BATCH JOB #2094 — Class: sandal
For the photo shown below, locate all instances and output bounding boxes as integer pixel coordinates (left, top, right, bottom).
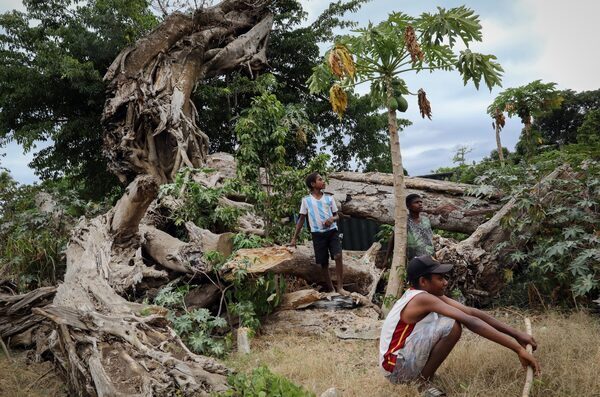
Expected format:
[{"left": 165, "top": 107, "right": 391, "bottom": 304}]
[{"left": 422, "top": 386, "right": 447, "bottom": 397}]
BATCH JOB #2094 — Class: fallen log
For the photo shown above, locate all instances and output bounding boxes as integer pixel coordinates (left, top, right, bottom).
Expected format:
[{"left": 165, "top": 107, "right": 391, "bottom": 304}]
[
  {"left": 222, "top": 243, "right": 383, "bottom": 296},
  {"left": 326, "top": 176, "right": 501, "bottom": 235},
  {"left": 203, "top": 153, "right": 503, "bottom": 235},
  {"left": 330, "top": 171, "right": 503, "bottom": 199}
]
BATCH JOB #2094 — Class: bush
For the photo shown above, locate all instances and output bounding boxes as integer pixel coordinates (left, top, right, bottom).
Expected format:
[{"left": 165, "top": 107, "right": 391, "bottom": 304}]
[
  {"left": 159, "top": 169, "right": 244, "bottom": 235},
  {"left": 154, "top": 284, "right": 229, "bottom": 357},
  {"left": 220, "top": 366, "right": 315, "bottom": 397},
  {"left": 472, "top": 153, "right": 599, "bottom": 306},
  {"left": 0, "top": 172, "right": 109, "bottom": 290}
]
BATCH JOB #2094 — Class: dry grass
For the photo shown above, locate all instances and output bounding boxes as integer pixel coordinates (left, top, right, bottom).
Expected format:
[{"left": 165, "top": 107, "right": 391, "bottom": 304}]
[
  {"left": 227, "top": 311, "right": 600, "bottom": 397},
  {"left": 0, "top": 311, "right": 598, "bottom": 397},
  {"left": 0, "top": 350, "right": 67, "bottom": 397}
]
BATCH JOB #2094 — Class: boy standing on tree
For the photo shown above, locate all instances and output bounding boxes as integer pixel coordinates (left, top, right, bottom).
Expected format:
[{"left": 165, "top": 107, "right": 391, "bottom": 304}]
[
  {"left": 379, "top": 255, "right": 540, "bottom": 396},
  {"left": 290, "top": 172, "right": 348, "bottom": 295}
]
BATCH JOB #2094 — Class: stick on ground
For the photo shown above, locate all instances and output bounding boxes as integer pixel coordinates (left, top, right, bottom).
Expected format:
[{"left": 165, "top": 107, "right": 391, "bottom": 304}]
[
  {"left": 521, "top": 317, "right": 534, "bottom": 397},
  {"left": 0, "top": 338, "right": 11, "bottom": 362}
]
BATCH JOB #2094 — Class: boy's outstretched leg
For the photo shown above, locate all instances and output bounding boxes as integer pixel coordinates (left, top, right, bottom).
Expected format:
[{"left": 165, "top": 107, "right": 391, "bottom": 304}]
[
  {"left": 333, "top": 253, "right": 349, "bottom": 295},
  {"left": 420, "top": 320, "right": 462, "bottom": 382}
]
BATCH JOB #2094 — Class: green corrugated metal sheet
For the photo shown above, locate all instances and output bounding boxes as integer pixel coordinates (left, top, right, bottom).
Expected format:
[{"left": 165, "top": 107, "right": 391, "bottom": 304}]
[{"left": 338, "top": 217, "right": 381, "bottom": 250}]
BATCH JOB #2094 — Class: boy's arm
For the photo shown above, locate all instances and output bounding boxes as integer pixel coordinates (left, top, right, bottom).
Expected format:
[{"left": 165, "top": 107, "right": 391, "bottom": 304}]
[
  {"left": 324, "top": 196, "right": 339, "bottom": 227},
  {"left": 440, "top": 296, "right": 537, "bottom": 350},
  {"left": 290, "top": 214, "right": 306, "bottom": 247},
  {"left": 323, "top": 212, "right": 339, "bottom": 227},
  {"left": 407, "top": 294, "right": 541, "bottom": 375}
]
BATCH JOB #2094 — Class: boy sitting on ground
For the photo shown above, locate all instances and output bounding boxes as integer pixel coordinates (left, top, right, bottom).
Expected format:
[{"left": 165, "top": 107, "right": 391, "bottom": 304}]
[
  {"left": 290, "top": 172, "right": 348, "bottom": 295},
  {"left": 379, "top": 255, "right": 540, "bottom": 396}
]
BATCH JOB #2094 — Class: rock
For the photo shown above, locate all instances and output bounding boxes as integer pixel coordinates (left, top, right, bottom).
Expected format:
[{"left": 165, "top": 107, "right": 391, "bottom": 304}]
[
  {"left": 321, "top": 387, "right": 342, "bottom": 397},
  {"left": 262, "top": 308, "right": 381, "bottom": 339},
  {"left": 237, "top": 327, "right": 251, "bottom": 354}
]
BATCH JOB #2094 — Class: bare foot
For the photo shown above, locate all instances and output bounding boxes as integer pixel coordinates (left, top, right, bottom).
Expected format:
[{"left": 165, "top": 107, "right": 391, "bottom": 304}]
[{"left": 336, "top": 287, "right": 350, "bottom": 296}]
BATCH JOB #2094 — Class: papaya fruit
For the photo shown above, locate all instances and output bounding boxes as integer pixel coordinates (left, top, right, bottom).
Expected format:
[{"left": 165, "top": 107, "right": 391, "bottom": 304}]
[{"left": 397, "top": 95, "right": 408, "bottom": 112}]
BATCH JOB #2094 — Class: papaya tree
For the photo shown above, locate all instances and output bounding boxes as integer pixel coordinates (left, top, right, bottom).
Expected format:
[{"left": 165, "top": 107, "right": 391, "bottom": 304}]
[
  {"left": 488, "top": 80, "right": 563, "bottom": 159},
  {"left": 308, "top": 6, "right": 504, "bottom": 312},
  {"left": 489, "top": 107, "right": 507, "bottom": 167}
]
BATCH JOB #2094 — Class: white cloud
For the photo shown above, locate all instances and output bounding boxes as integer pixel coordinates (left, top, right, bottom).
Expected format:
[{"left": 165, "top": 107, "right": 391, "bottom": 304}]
[
  {"left": 523, "top": 0, "right": 600, "bottom": 91},
  {"left": 0, "top": 0, "right": 24, "bottom": 13}
]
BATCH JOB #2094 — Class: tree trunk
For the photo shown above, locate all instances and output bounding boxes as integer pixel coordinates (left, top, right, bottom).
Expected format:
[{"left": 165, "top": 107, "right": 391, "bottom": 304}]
[
  {"left": 102, "top": 1, "right": 273, "bottom": 185},
  {"left": 327, "top": 172, "right": 502, "bottom": 234},
  {"left": 222, "top": 244, "right": 380, "bottom": 295},
  {"left": 523, "top": 116, "right": 533, "bottom": 159},
  {"left": 1, "top": 2, "right": 275, "bottom": 396},
  {"left": 382, "top": 77, "right": 408, "bottom": 314},
  {"left": 494, "top": 111, "right": 505, "bottom": 167}
]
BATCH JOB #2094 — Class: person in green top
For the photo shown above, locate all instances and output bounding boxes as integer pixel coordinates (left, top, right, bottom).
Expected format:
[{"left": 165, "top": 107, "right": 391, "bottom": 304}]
[{"left": 406, "top": 194, "right": 434, "bottom": 260}]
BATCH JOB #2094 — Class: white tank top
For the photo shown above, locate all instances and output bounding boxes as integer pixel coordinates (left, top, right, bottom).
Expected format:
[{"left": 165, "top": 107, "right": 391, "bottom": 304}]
[{"left": 378, "top": 288, "right": 440, "bottom": 372}]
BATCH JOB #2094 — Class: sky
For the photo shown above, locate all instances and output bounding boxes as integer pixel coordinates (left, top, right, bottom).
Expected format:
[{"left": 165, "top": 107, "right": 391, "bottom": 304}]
[{"left": 1, "top": 0, "right": 599, "bottom": 183}]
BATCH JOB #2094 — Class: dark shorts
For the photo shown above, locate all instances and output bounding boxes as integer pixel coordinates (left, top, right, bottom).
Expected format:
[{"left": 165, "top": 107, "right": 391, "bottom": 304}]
[{"left": 312, "top": 229, "right": 342, "bottom": 266}]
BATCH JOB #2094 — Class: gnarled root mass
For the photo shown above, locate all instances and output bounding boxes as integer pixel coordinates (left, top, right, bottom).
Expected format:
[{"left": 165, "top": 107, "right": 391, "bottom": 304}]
[
  {"left": 102, "top": 0, "right": 273, "bottom": 185},
  {"left": 6, "top": 175, "right": 230, "bottom": 396}
]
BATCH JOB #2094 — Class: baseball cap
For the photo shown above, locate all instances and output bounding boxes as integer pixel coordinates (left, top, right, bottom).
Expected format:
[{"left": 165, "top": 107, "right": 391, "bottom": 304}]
[{"left": 407, "top": 255, "right": 453, "bottom": 284}]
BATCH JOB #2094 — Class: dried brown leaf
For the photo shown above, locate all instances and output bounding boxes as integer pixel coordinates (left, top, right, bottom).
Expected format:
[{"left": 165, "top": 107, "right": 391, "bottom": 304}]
[
  {"left": 404, "top": 26, "right": 424, "bottom": 63},
  {"left": 418, "top": 89, "right": 432, "bottom": 120}
]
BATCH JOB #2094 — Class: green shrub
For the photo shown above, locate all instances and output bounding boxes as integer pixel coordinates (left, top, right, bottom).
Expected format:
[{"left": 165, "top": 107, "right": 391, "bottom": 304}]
[
  {"left": 154, "top": 284, "right": 229, "bottom": 357},
  {"left": 474, "top": 154, "right": 599, "bottom": 306},
  {"left": 0, "top": 172, "right": 109, "bottom": 290},
  {"left": 226, "top": 260, "right": 285, "bottom": 331},
  {"left": 220, "top": 366, "right": 315, "bottom": 397},
  {"left": 159, "top": 169, "right": 244, "bottom": 235}
]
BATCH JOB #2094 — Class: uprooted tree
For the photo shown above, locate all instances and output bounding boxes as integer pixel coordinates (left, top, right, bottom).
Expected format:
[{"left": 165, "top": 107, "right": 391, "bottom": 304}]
[
  {"left": 0, "top": 1, "right": 590, "bottom": 396},
  {"left": 2, "top": 1, "right": 274, "bottom": 395}
]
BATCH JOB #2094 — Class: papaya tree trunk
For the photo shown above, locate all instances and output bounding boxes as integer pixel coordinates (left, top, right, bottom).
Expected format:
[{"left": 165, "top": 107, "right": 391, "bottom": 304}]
[
  {"left": 523, "top": 115, "right": 533, "bottom": 159},
  {"left": 494, "top": 110, "right": 505, "bottom": 167},
  {"left": 382, "top": 76, "right": 408, "bottom": 314}
]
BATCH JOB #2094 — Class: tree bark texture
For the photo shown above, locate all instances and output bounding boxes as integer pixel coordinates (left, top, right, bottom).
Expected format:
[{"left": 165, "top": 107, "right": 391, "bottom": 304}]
[
  {"left": 0, "top": 2, "right": 276, "bottom": 396},
  {"left": 222, "top": 244, "right": 382, "bottom": 296},
  {"left": 379, "top": 79, "right": 408, "bottom": 313},
  {"left": 102, "top": 1, "right": 273, "bottom": 185}
]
